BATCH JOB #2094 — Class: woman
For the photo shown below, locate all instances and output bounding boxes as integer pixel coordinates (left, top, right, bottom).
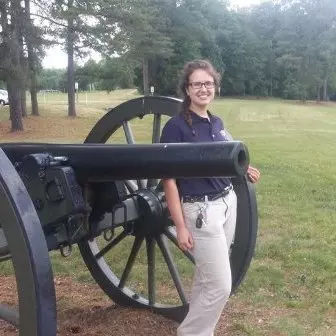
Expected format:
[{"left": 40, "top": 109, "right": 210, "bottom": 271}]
[{"left": 160, "top": 60, "right": 260, "bottom": 336}]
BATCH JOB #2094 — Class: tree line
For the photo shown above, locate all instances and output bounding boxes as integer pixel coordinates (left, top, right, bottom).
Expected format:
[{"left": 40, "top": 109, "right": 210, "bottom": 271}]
[{"left": 1, "top": 0, "right": 336, "bottom": 131}]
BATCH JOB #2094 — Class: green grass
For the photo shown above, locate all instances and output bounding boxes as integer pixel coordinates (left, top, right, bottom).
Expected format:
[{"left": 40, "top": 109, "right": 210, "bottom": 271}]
[
  {"left": 217, "top": 98, "right": 336, "bottom": 335},
  {"left": 0, "top": 91, "right": 335, "bottom": 335}
]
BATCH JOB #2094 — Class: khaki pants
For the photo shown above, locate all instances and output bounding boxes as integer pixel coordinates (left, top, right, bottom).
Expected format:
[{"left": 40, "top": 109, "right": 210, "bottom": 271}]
[{"left": 178, "top": 190, "right": 237, "bottom": 336}]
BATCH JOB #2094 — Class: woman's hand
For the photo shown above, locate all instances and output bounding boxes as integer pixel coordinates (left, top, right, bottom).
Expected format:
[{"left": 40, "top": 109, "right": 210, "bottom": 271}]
[
  {"left": 162, "top": 178, "right": 193, "bottom": 251},
  {"left": 247, "top": 165, "right": 261, "bottom": 183},
  {"left": 176, "top": 226, "right": 194, "bottom": 251}
]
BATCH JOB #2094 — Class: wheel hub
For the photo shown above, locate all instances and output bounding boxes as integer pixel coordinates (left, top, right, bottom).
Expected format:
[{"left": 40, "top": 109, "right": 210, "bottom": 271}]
[{"left": 133, "top": 189, "right": 167, "bottom": 237}]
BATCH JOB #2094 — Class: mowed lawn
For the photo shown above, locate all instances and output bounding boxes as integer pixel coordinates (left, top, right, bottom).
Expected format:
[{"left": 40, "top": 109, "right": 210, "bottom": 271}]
[{"left": 0, "top": 90, "right": 335, "bottom": 335}]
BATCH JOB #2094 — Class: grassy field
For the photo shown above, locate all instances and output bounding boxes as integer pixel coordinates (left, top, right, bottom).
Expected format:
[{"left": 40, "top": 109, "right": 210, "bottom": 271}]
[{"left": 0, "top": 90, "right": 335, "bottom": 335}]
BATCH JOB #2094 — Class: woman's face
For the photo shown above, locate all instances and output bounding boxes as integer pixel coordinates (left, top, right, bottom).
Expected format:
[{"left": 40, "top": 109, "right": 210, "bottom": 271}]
[{"left": 186, "top": 69, "right": 216, "bottom": 109}]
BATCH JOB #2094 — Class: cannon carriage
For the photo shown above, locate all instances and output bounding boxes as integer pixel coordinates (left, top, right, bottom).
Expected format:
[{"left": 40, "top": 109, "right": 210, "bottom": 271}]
[{"left": 0, "top": 96, "right": 258, "bottom": 336}]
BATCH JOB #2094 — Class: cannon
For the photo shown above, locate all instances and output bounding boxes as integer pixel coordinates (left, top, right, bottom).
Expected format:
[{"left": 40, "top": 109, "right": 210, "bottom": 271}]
[{"left": 0, "top": 96, "right": 258, "bottom": 336}]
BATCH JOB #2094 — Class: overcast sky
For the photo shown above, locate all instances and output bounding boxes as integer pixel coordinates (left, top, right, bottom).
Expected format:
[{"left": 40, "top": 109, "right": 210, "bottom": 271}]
[{"left": 42, "top": 0, "right": 262, "bottom": 69}]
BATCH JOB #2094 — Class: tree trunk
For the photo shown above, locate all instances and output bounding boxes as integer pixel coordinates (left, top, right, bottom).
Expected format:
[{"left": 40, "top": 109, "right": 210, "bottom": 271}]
[
  {"left": 0, "top": 0, "right": 23, "bottom": 132},
  {"left": 17, "top": 1, "right": 27, "bottom": 118},
  {"left": 269, "top": 44, "right": 273, "bottom": 97},
  {"left": 8, "top": 0, "right": 24, "bottom": 131},
  {"left": 0, "top": 2, "right": 10, "bottom": 122},
  {"left": 143, "top": 58, "right": 149, "bottom": 95},
  {"left": 323, "top": 78, "right": 328, "bottom": 101},
  {"left": 0, "top": 2, "right": 7, "bottom": 36},
  {"left": 67, "top": 0, "right": 76, "bottom": 117},
  {"left": 21, "top": 88, "right": 27, "bottom": 117},
  {"left": 316, "top": 85, "right": 321, "bottom": 102},
  {"left": 25, "top": 0, "right": 39, "bottom": 116},
  {"left": 30, "top": 71, "right": 39, "bottom": 115},
  {"left": 8, "top": 78, "right": 24, "bottom": 131}
]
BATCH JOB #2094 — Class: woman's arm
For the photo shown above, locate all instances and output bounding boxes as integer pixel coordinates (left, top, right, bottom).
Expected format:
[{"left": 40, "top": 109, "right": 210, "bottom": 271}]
[{"left": 163, "top": 178, "right": 193, "bottom": 251}]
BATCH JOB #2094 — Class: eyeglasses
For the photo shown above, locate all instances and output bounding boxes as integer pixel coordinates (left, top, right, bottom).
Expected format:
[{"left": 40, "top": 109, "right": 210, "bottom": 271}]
[{"left": 188, "top": 81, "right": 215, "bottom": 89}]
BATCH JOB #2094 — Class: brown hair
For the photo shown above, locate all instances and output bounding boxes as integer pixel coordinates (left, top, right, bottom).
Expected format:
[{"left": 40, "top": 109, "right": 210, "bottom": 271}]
[{"left": 178, "top": 60, "right": 221, "bottom": 131}]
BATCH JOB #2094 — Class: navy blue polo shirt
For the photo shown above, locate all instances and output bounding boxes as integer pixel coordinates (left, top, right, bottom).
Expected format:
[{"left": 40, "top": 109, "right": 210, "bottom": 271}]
[{"left": 160, "top": 110, "right": 232, "bottom": 197}]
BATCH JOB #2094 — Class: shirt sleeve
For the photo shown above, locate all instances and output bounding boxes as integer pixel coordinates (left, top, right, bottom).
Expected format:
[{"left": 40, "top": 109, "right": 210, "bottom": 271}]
[
  {"left": 219, "top": 118, "right": 234, "bottom": 141},
  {"left": 225, "top": 130, "right": 234, "bottom": 141},
  {"left": 160, "top": 120, "right": 183, "bottom": 143}
]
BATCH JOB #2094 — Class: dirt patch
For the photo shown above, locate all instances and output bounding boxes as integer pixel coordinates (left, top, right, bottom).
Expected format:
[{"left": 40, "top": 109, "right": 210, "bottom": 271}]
[
  {"left": 0, "top": 275, "right": 177, "bottom": 336},
  {"left": 0, "top": 275, "right": 293, "bottom": 336},
  {"left": 0, "top": 115, "right": 98, "bottom": 143}
]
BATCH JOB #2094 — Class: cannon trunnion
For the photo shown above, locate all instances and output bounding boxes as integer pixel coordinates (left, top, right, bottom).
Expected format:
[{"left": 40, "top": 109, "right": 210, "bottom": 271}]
[{"left": 0, "top": 96, "right": 258, "bottom": 336}]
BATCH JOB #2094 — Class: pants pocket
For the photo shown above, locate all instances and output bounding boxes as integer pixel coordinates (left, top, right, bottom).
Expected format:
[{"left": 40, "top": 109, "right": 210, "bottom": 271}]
[{"left": 181, "top": 202, "right": 199, "bottom": 232}]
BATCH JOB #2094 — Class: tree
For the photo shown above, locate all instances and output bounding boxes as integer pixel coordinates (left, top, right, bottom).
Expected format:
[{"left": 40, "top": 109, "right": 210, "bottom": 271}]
[
  {"left": 75, "top": 59, "right": 99, "bottom": 91},
  {"left": 137, "top": 0, "right": 227, "bottom": 95},
  {"left": 24, "top": 0, "right": 42, "bottom": 116},
  {"left": 98, "top": 0, "right": 174, "bottom": 94},
  {"left": 273, "top": 0, "right": 336, "bottom": 100},
  {"left": 43, "top": 0, "right": 104, "bottom": 116},
  {"left": 97, "top": 57, "right": 135, "bottom": 92},
  {"left": 248, "top": 1, "right": 283, "bottom": 96},
  {"left": 0, "top": 0, "right": 25, "bottom": 131}
]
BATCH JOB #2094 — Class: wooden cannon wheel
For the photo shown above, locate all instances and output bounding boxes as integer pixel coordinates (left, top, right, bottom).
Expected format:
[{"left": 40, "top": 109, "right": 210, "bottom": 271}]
[
  {"left": 0, "top": 148, "right": 57, "bottom": 335},
  {"left": 78, "top": 96, "right": 258, "bottom": 322}
]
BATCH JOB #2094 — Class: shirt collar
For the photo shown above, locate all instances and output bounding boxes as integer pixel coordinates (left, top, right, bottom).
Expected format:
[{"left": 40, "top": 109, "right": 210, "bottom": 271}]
[{"left": 189, "top": 109, "right": 215, "bottom": 123}]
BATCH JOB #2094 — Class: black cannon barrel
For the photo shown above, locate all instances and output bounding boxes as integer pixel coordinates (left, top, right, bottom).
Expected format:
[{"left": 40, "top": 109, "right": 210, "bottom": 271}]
[{"left": 0, "top": 142, "right": 249, "bottom": 181}]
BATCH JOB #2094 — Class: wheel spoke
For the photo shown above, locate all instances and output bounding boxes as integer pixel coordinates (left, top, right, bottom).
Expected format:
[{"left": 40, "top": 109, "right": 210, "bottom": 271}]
[
  {"left": 95, "top": 230, "right": 128, "bottom": 259},
  {"left": 146, "top": 237, "right": 156, "bottom": 306},
  {"left": 138, "top": 178, "right": 146, "bottom": 190},
  {"left": 118, "top": 235, "right": 144, "bottom": 289},
  {"left": 122, "top": 120, "right": 135, "bottom": 144},
  {"left": 155, "top": 179, "right": 164, "bottom": 192},
  {"left": 152, "top": 113, "right": 162, "bottom": 144},
  {"left": 164, "top": 226, "right": 195, "bottom": 264},
  {"left": 157, "top": 234, "right": 188, "bottom": 305},
  {"left": 122, "top": 122, "right": 145, "bottom": 188},
  {"left": 147, "top": 114, "right": 162, "bottom": 189},
  {"left": 147, "top": 179, "right": 160, "bottom": 189},
  {"left": 124, "top": 179, "right": 138, "bottom": 193},
  {"left": 147, "top": 178, "right": 159, "bottom": 189}
]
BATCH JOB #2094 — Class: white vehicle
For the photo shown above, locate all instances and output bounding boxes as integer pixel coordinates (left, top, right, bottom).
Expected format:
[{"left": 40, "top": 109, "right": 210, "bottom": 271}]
[{"left": 0, "top": 89, "right": 9, "bottom": 106}]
